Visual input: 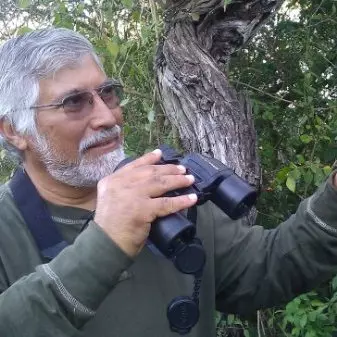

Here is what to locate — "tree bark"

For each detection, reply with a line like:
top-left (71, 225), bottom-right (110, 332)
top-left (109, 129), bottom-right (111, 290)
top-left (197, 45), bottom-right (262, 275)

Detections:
top-left (155, 0), bottom-right (284, 195)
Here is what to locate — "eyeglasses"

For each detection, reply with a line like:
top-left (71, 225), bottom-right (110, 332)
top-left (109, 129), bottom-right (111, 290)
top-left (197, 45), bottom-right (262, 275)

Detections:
top-left (31, 79), bottom-right (123, 115)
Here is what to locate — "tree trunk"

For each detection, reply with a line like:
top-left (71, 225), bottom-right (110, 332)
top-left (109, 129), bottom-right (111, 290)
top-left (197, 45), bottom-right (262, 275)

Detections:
top-left (155, 0), bottom-right (284, 197)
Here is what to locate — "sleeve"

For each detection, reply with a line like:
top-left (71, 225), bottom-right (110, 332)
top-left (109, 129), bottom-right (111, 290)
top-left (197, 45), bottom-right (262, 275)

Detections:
top-left (213, 173), bottom-right (337, 315)
top-left (0, 221), bottom-right (133, 337)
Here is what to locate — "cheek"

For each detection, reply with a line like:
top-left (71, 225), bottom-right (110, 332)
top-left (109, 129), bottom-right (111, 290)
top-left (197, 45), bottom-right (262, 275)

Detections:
top-left (37, 113), bottom-right (83, 144)
top-left (56, 130), bottom-right (84, 154)
top-left (40, 122), bottom-right (85, 157)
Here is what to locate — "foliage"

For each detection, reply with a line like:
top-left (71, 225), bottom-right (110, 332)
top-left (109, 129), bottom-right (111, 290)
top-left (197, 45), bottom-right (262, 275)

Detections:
top-left (230, 0), bottom-right (337, 226)
top-left (216, 312), bottom-right (252, 337)
top-left (0, 0), bottom-right (336, 336)
top-left (228, 0), bottom-right (337, 335)
top-left (281, 289), bottom-right (337, 337)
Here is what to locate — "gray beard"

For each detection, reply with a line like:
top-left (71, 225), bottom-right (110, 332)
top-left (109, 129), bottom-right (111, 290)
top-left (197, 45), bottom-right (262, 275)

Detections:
top-left (33, 127), bottom-right (125, 187)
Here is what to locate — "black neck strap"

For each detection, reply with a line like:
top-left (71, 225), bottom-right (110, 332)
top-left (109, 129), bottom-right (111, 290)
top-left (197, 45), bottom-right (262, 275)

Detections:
top-left (9, 168), bottom-right (69, 260)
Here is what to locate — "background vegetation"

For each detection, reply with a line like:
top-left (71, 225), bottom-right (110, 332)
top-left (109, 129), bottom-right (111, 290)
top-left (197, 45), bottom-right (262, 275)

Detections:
top-left (0, 0), bottom-right (336, 336)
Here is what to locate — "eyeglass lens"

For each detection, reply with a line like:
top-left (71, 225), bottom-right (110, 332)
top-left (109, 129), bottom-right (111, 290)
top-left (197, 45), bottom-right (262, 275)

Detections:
top-left (62, 84), bottom-right (123, 114)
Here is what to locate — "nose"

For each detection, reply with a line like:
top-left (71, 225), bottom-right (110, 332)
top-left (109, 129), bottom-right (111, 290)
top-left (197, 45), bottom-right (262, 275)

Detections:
top-left (89, 93), bottom-right (122, 130)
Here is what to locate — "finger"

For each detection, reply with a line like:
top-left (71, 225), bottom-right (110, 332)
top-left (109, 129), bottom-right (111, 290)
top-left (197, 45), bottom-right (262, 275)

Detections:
top-left (122, 164), bottom-right (186, 184)
top-left (144, 174), bottom-right (195, 197)
top-left (123, 149), bottom-right (162, 171)
top-left (113, 164), bottom-right (187, 185)
top-left (151, 194), bottom-right (198, 218)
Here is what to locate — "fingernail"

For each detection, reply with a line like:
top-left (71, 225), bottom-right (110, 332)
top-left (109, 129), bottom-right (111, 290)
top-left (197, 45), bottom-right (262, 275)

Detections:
top-left (177, 165), bottom-right (186, 173)
top-left (152, 149), bottom-right (162, 156)
top-left (186, 175), bottom-right (195, 183)
top-left (188, 193), bottom-right (197, 201)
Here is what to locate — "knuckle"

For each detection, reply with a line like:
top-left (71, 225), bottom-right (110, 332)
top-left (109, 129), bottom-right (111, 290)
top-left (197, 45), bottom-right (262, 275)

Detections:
top-left (142, 165), bottom-right (158, 177)
top-left (158, 175), bottom-right (169, 187)
top-left (151, 174), bottom-right (169, 188)
top-left (161, 197), bottom-right (175, 213)
top-left (152, 174), bottom-right (162, 184)
top-left (150, 165), bottom-right (160, 175)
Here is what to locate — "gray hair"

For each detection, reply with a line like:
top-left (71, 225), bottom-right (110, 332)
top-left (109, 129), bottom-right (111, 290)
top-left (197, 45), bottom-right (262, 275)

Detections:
top-left (0, 27), bottom-right (103, 162)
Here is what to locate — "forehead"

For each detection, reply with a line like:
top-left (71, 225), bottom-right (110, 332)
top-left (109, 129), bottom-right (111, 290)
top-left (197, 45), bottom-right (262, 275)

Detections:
top-left (38, 55), bottom-right (107, 102)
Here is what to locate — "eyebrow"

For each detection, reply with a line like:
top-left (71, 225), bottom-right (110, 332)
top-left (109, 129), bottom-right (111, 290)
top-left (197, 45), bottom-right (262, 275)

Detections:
top-left (52, 79), bottom-right (111, 103)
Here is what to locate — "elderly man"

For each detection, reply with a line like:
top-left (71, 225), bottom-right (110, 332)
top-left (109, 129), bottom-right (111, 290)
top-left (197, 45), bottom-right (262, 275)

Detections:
top-left (0, 27), bottom-right (336, 337)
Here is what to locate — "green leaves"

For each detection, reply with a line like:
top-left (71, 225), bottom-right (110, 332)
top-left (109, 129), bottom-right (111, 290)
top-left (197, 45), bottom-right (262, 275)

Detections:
top-left (285, 167), bottom-right (301, 193)
top-left (283, 292), bottom-right (335, 337)
top-left (262, 109), bottom-right (274, 121)
top-left (121, 0), bottom-right (133, 9)
top-left (16, 26), bottom-right (33, 35)
top-left (106, 40), bottom-right (120, 58)
top-left (286, 176), bottom-right (296, 192)
top-left (300, 134), bottom-right (313, 144)
top-left (216, 313), bottom-right (251, 337)
top-left (281, 290), bottom-right (337, 337)
top-left (323, 166), bottom-right (332, 176)
top-left (18, 0), bottom-right (31, 9)
top-left (274, 157), bottom-right (333, 196)
top-left (303, 169), bottom-right (313, 185)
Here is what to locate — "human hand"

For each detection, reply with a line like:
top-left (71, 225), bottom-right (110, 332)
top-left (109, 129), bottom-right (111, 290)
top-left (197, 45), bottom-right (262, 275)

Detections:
top-left (94, 149), bottom-right (197, 257)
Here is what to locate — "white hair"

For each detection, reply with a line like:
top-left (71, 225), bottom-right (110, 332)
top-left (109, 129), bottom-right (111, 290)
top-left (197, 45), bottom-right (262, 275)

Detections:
top-left (0, 27), bottom-right (103, 162)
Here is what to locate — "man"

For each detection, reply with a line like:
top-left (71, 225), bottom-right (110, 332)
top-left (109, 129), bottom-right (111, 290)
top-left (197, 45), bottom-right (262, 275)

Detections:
top-left (0, 27), bottom-right (336, 337)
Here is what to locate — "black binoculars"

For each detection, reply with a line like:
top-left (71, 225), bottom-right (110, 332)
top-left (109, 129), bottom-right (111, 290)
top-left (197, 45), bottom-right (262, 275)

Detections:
top-left (116, 144), bottom-right (257, 273)
top-left (116, 144), bottom-right (257, 334)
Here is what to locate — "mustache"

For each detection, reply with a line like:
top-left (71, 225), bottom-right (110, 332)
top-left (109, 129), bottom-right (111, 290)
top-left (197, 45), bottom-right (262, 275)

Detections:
top-left (79, 126), bottom-right (122, 154)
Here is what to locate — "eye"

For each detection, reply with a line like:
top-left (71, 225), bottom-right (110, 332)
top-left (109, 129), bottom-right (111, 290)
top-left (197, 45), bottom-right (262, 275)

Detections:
top-left (98, 84), bottom-right (123, 107)
top-left (99, 84), bottom-right (114, 97)
top-left (63, 92), bottom-right (89, 112)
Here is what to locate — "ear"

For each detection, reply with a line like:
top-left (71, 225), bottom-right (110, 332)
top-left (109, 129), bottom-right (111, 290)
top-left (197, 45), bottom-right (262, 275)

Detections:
top-left (0, 118), bottom-right (28, 151)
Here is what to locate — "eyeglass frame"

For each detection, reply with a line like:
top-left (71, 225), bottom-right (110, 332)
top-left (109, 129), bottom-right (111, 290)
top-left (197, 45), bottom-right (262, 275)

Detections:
top-left (29, 79), bottom-right (124, 113)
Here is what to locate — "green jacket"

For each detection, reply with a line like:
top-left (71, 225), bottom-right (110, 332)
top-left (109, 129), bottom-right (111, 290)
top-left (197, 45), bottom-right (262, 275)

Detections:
top-left (1, 174), bottom-right (337, 337)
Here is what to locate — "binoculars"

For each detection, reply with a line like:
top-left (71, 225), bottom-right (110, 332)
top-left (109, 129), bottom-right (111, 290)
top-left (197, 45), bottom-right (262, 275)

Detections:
top-left (116, 144), bottom-right (257, 273)
top-left (116, 144), bottom-right (257, 334)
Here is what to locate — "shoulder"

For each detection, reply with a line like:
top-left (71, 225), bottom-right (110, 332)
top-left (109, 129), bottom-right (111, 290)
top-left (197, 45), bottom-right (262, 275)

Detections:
top-left (0, 180), bottom-right (29, 240)
top-left (0, 182), bottom-right (17, 213)
top-left (0, 180), bottom-right (41, 286)
top-left (0, 181), bottom-right (20, 214)
top-left (0, 181), bottom-right (10, 200)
